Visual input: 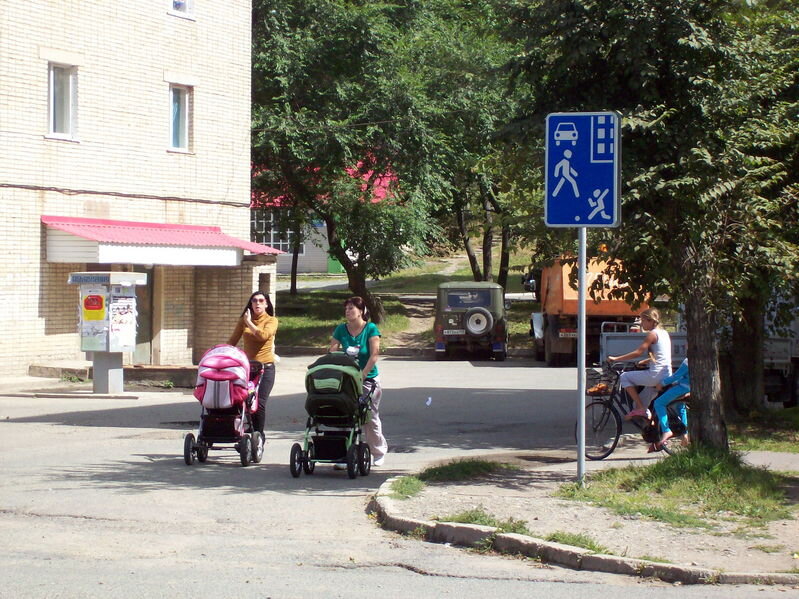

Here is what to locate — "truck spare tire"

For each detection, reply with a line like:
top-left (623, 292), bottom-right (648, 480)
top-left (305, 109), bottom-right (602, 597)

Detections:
top-left (465, 307), bottom-right (493, 336)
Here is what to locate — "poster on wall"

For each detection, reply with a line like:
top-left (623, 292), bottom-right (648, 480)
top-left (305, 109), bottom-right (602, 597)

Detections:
top-left (79, 285), bottom-right (108, 352)
top-left (108, 293), bottom-right (137, 352)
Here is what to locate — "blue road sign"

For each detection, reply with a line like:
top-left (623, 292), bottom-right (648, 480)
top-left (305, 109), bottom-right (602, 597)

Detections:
top-left (545, 112), bottom-right (621, 227)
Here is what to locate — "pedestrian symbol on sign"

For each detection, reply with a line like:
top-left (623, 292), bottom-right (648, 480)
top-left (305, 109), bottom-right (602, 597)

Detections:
top-left (552, 149), bottom-right (579, 198)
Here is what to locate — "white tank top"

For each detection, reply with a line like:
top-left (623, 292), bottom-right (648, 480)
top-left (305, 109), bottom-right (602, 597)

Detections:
top-left (649, 328), bottom-right (672, 378)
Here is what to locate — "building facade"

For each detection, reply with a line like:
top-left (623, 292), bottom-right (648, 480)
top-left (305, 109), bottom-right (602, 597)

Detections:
top-left (0, 0), bottom-right (277, 374)
top-left (251, 208), bottom-right (340, 274)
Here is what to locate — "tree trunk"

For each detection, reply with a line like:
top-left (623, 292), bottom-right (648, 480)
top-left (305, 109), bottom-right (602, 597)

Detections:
top-left (482, 195), bottom-right (493, 282)
top-left (348, 275), bottom-right (385, 324)
top-left (323, 214), bottom-right (386, 324)
top-left (455, 200), bottom-right (482, 281)
top-left (730, 295), bottom-right (765, 414)
top-left (289, 224), bottom-right (301, 296)
top-left (685, 289), bottom-right (729, 450)
top-left (482, 177), bottom-right (509, 289)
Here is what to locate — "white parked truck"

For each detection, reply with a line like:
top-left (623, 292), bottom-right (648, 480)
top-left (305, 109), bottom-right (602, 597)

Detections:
top-left (599, 319), bottom-right (798, 408)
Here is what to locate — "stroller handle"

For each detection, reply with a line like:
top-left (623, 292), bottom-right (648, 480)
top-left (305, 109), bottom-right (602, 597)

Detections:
top-left (359, 378), bottom-right (377, 406)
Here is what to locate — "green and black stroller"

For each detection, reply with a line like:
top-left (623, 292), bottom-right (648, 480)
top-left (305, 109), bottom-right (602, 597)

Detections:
top-left (289, 352), bottom-right (375, 479)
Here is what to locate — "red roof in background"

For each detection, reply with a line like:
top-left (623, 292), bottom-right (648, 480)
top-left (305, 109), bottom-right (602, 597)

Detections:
top-left (251, 161), bottom-right (396, 208)
top-left (41, 215), bottom-right (282, 255)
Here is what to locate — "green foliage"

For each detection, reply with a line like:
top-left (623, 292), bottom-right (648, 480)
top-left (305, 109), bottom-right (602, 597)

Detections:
top-left (252, 0), bottom-right (441, 298)
top-left (502, 0), bottom-right (799, 444)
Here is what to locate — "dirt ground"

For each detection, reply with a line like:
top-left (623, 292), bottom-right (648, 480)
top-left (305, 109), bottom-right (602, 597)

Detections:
top-left (385, 297), bottom-right (435, 349)
top-left (386, 446), bottom-right (799, 575)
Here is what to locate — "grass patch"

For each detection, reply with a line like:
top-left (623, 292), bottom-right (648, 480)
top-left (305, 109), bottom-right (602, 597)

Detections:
top-left (729, 407), bottom-right (799, 453)
top-left (545, 531), bottom-right (609, 554)
top-left (389, 476), bottom-right (425, 499)
top-left (369, 260), bottom-right (473, 293)
top-left (274, 252), bottom-right (541, 350)
top-left (418, 459), bottom-right (516, 483)
top-left (275, 290), bottom-right (408, 347)
top-left (389, 460), bottom-right (516, 500)
top-left (436, 506), bottom-right (530, 535)
top-left (557, 447), bottom-right (795, 531)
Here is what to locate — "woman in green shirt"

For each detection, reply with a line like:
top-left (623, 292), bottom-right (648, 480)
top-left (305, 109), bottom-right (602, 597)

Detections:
top-left (329, 296), bottom-right (387, 466)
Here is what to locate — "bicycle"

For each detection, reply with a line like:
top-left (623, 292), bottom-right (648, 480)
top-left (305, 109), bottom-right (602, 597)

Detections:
top-left (577, 362), bottom-right (691, 460)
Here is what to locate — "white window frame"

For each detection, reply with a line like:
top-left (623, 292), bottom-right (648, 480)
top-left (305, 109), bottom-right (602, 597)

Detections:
top-left (168, 0), bottom-right (195, 19)
top-left (169, 84), bottom-right (192, 151)
top-left (252, 209), bottom-right (305, 254)
top-left (48, 63), bottom-right (78, 140)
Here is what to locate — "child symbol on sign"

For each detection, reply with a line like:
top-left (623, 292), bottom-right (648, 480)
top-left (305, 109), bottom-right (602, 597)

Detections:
top-left (587, 188), bottom-right (611, 220)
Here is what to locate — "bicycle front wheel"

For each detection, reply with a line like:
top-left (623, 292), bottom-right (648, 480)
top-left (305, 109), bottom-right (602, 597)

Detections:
top-left (577, 401), bottom-right (622, 460)
top-left (661, 397), bottom-right (690, 456)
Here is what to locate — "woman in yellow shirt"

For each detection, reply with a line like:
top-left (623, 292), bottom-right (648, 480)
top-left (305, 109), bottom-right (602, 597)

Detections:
top-left (228, 291), bottom-right (278, 443)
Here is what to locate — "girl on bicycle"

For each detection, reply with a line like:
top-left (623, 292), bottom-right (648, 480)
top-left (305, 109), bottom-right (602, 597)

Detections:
top-left (608, 308), bottom-right (672, 419)
top-left (651, 358), bottom-right (690, 451)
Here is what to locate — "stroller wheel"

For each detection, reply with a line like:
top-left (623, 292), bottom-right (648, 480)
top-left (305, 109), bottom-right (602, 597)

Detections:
top-left (289, 443), bottom-right (303, 478)
top-left (346, 444), bottom-right (358, 479)
top-left (197, 442), bottom-right (209, 463)
top-left (251, 431), bottom-right (264, 464)
top-left (302, 443), bottom-right (315, 475)
top-left (183, 433), bottom-right (196, 465)
top-left (239, 435), bottom-right (252, 467)
top-left (358, 442), bottom-right (371, 476)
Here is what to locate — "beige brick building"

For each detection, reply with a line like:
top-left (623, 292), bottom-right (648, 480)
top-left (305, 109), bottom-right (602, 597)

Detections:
top-left (0, 0), bottom-right (278, 375)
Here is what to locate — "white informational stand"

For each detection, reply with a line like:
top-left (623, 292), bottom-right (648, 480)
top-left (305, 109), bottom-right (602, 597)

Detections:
top-left (68, 272), bottom-right (148, 393)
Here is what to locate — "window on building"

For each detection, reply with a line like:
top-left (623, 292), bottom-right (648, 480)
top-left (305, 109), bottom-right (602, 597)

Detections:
top-left (169, 0), bottom-right (194, 16)
top-left (49, 63), bottom-right (77, 138)
top-left (169, 85), bottom-right (192, 150)
top-left (251, 209), bottom-right (305, 254)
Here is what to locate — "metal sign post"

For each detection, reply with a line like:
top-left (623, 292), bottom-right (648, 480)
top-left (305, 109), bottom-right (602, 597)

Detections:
top-left (544, 111), bottom-right (621, 485)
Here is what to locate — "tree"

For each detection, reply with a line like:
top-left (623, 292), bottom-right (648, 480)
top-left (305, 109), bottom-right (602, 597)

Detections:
top-left (504, 0), bottom-right (799, 448)
top-left (372, 0), bottom-right (524, 287)
top-left (251, 0), bottom-right (439, 322)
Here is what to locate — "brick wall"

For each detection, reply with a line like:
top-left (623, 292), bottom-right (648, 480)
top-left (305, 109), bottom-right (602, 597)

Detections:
top-left (0, 1), bottom-right (259, 375)
top-left (157, 266), bottom-right (195, 364)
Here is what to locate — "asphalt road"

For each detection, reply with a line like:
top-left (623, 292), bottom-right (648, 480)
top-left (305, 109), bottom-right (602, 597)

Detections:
top-left (0, 357), bottom-right (789, 598)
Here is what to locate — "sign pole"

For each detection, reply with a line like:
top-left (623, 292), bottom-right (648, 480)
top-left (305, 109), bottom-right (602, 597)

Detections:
top-left (543, 111), bottom-right (620, 484)
top-left (577, 227), bottom-right (587, 485)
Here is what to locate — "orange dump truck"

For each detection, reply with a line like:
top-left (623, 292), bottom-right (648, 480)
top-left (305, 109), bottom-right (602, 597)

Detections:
top-left (530, 259), bottom-right (645, 366)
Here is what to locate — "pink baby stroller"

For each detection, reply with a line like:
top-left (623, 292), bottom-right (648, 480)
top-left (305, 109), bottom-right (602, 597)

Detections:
top-left (183, 344), bottom-right (264, 466)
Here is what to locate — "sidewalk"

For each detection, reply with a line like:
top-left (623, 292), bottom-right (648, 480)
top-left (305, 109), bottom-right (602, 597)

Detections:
top-left (372, 445), bottom-right (799, 587)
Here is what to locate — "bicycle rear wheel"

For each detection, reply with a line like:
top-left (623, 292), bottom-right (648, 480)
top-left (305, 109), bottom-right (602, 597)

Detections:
top-left (578, 400), bottom-right (622, 460)
top-left (661, 397), bottom-right (690, 456)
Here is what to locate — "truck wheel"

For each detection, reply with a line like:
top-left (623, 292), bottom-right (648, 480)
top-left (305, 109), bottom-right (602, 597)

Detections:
top-left (544, 327), bottom-right (560, 367)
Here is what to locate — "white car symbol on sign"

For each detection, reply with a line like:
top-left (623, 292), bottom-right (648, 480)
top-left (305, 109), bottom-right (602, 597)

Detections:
top-left (554, 122), bottom-right (578, 146)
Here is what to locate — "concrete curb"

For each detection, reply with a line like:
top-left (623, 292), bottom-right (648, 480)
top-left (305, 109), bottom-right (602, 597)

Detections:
top-left (371, 476), bottom-right (799, 586)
